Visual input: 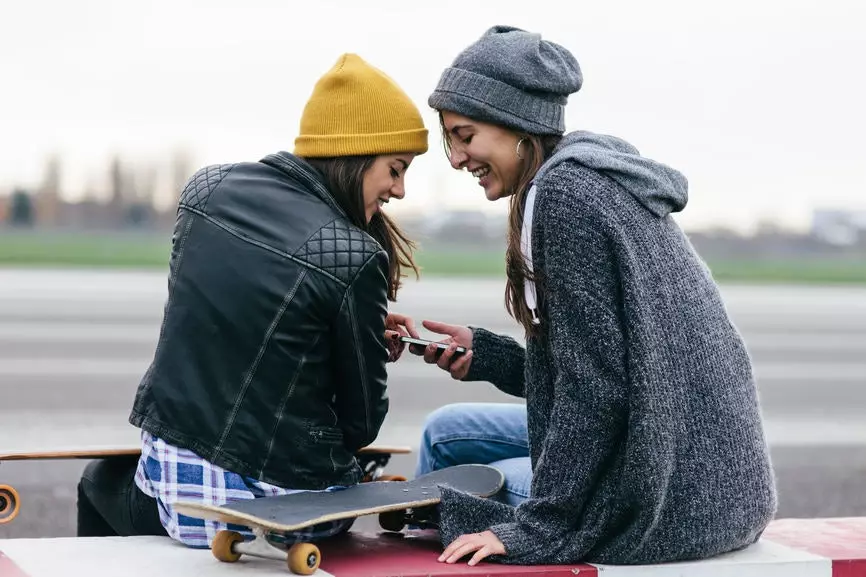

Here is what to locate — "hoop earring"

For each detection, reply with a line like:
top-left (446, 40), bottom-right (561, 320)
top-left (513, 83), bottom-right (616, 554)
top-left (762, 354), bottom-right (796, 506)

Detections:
top-left (516, 137), bottom-right (526, 160)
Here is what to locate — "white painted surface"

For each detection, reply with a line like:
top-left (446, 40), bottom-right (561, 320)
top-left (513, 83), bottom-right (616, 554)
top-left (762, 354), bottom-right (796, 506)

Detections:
top-left (593, 540), bottom-right (830, 577)
top-left (0, 536), bottom-right (336, 577)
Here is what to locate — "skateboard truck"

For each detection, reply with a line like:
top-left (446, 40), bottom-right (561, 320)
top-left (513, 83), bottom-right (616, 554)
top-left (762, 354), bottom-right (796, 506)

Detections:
top-left (213, 528), bottom-right (321, 575)
top-left (378, 504), bottom-right (440, 532)
top-left (359, 452), bottom-right (406, 483)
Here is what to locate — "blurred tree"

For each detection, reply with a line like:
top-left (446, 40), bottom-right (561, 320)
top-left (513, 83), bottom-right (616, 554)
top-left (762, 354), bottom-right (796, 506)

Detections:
top-left (37, 155), bottom-right (63, 226)
top-left (170, 148), bottom-right (194, 206)
top-left (8, 189), bottom-right (35, 227)
top-left (125, 203), bottom-right (151, 227)
top-left (135, 164), bottom-right (158, 205)
top-left (109, 156), bottom-right (125, 205)
top-left (108, 155), bottom-right (132, 227)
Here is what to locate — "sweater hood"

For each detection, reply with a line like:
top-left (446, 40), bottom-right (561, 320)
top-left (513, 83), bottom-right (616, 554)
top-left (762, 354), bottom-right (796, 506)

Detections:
top-left (534, 131), bottom-right (689, 217)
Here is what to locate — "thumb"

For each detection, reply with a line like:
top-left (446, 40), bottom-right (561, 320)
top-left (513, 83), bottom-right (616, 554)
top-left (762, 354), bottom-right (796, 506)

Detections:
top-left (422, 319), bottom-right (461, 337)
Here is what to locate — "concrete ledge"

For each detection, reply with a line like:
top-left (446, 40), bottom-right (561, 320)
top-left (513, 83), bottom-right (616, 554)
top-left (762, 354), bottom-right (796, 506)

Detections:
top-left (0, 517), bottom-right (863, 577)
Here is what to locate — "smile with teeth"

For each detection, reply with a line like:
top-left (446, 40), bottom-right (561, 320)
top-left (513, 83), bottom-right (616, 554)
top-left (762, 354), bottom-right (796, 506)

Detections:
top-left (378, 198), bottom-right (388, 207)
top-left (471, 166), bottom-right (490, 179)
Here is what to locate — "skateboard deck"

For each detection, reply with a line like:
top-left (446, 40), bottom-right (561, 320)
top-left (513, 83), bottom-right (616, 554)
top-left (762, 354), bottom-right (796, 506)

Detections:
top-left (175, 463), bottom-right (504, 574)
top-left (0, 447), bottom-right (141, 461)
top-left (0, 444), bottom-right (411, 525)
top-left (0, 444), bottom-right (408, 462)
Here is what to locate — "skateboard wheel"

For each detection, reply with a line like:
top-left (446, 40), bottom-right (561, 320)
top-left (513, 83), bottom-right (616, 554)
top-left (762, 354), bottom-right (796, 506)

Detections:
top-left (376, 474), bottom-right (407, 482)
top-left (287, 542), bottom-right (320, 575)
top-left (378, 510), bottom-right (406, 532)
top-left (0, 485), bottom-right (20, 525)
top-left (212, 530), bottom-right (244, 562)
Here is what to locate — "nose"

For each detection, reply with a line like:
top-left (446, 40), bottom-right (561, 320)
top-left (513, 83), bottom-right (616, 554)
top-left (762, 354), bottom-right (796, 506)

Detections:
top-left (390, 180), bottom-right (405, 200)
top-left (449, 147), bottom-right (468, 170)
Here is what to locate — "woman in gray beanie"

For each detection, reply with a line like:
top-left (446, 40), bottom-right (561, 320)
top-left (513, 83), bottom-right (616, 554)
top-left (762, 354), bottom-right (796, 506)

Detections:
top-left (408, 25), bottom-right (777, 567)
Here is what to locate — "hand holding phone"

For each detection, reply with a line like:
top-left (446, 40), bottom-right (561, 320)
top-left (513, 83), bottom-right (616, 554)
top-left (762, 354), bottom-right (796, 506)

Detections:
top-left (399, 336), bottom-right (467, 356)
top-left (404, 320), bottom-right (474, 380)
top-left (385, 312), bottom-right (419, 362)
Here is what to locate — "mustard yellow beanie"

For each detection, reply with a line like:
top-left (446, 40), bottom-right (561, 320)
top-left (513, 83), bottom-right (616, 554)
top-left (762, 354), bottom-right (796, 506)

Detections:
top-left (294, 54), bottom-right (429, 157)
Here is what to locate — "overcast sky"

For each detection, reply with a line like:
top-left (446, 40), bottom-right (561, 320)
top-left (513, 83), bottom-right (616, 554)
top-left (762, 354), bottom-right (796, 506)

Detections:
top-left (1, 0), bottom-right (864, 231)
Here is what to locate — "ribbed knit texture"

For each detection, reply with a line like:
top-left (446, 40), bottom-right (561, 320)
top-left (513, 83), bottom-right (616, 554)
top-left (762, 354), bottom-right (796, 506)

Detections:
top-left (434, 134), bottom-right (778, 565)
top-left (428, 25), bottom-right (582, 135)
top-left (294, 53), bottom-right (428, 157)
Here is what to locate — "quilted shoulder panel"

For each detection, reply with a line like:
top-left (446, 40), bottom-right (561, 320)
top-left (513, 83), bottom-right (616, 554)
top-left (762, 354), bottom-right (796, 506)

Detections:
top-left (179, 164), bottom-right (236, 211)
top-left (296, 219), bottom-right (383, 284)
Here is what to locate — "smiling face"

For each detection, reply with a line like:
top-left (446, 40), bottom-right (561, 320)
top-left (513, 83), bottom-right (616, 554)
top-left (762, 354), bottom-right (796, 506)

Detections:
top-left (361, 154), bottom-right (415, 223)
top-left (440, 111), bottom-right (523, 201)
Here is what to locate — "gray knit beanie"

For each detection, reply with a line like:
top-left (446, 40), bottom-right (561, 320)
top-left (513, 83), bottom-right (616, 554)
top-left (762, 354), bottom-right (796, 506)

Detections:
top-left (428, 25), bottom-right (583, 135)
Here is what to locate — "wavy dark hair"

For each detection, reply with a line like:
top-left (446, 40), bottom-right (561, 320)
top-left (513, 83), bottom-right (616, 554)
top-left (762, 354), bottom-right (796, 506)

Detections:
top-left (303, 155), bottom-right (419, 301)
top-left (438, 113), bottom-right (560, 335)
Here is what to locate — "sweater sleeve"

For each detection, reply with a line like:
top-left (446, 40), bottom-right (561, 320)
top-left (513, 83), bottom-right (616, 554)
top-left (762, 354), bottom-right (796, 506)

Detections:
top-left (486, 170), bottom-right (630, 563)
top-left (461, 326), bottom-right (526, 398)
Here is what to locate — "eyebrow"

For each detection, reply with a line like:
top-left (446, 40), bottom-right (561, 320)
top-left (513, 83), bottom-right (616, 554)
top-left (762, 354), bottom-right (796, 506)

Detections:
top-left (396, 159), bottom-right (409, 170)
top-left (449, 124), bottom-right (473, 135)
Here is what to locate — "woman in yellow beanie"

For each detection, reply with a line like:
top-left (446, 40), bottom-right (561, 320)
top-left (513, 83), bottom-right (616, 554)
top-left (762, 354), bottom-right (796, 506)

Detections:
top-left (76, 54), bottom-right (429, 554)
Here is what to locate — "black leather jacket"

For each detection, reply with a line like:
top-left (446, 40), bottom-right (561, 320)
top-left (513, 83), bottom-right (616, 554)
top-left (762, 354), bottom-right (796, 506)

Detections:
top-left (129, 151), bottom-right (390, 490)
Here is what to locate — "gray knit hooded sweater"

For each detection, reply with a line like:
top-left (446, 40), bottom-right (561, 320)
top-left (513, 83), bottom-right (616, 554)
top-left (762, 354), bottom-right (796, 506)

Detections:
top-left (436, 131), bottom-right (778, 565)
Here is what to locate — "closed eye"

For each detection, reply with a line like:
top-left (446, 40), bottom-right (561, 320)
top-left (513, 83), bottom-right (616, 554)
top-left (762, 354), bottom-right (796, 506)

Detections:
top-left (450, 125), bottom-right (474, 146)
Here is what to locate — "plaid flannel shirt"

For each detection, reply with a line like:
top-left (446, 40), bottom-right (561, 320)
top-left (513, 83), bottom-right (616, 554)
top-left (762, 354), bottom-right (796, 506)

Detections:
top-left (134, 430), bottom-right (353, 548)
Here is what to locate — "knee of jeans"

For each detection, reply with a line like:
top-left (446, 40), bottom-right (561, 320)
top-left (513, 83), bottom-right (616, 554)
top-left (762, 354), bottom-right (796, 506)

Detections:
top-left (77, 478), bottom-right (88, 503)
top-left (77, 461), bottom-right (101, 503)
top-left (422, 403), bottom-right (479, 448)
top-left (79, 459), bottom-right (100, 486)
top-left (421, 403), bottom-right (475, 445)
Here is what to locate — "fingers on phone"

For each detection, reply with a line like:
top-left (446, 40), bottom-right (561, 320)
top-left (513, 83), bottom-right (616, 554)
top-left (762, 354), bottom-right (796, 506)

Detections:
top-left (452, 350), bottom-right (472, 379)
top-left (424, 343), bottom-right (440, 364)
top-left (404, 318), bottom-right (419, 338)
top-left (436, 341), bottom-right (461, 369)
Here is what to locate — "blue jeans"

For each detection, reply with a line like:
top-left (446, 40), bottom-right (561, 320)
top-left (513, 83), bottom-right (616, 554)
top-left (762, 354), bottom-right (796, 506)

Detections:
top-left (415, 402), bottom-right (531, 506)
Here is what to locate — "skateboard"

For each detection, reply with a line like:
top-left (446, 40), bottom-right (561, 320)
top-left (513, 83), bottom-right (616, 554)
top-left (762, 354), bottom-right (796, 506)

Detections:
top-left (0, 444), bottom-right (411, 525)
top-left (174, 463), bottom-right (504, 575)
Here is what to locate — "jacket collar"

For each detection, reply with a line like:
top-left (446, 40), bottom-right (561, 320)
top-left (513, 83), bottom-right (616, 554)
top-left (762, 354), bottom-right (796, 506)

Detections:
top-left (260, 151), bottom-right (348, 218)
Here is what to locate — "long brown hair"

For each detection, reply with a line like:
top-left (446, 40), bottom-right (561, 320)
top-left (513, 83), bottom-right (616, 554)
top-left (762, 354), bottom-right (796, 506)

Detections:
top-left (438, 114), bottom-right (560, 336)
top-left (304, 155), bottom-right (419, 301)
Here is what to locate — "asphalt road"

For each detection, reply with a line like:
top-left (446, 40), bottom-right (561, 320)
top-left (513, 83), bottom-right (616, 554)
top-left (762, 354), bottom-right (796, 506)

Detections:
top-left (1, 268), bottom-right (865, 539)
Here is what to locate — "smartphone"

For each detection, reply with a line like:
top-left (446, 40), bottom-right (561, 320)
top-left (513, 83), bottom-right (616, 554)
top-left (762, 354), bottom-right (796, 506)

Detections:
top-left (399, 336), bottom-right (467, 355)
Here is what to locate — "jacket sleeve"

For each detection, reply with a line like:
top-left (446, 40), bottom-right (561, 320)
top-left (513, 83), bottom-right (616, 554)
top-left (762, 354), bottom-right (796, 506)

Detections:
top-left (462, 327), bottom-right (526, 398)
top-left (332, 249), bottom-right (391, 453)
top-left (486, 172), bottom-right (630, 563)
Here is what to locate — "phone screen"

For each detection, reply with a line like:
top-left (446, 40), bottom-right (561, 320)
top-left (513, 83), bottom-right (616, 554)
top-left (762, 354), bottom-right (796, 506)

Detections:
top-left (399, 336), bottom-right (467, 355)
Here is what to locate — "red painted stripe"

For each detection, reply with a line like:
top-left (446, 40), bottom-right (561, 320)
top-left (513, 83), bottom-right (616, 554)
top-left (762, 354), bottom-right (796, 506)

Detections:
top-left (0, 551), bottom-right (30, 577)
top-left (318, 531), bottom-right (598, 577)
top-left (764, 517), bottom-right (866, 577)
